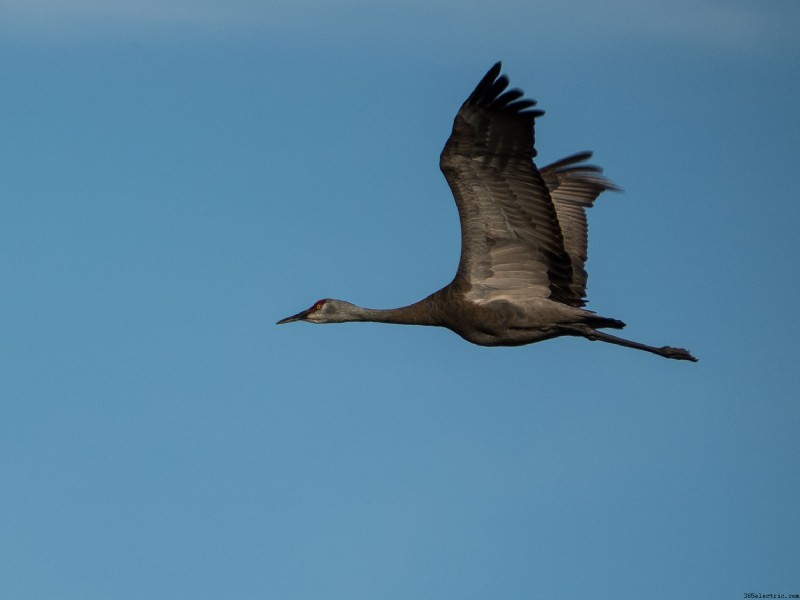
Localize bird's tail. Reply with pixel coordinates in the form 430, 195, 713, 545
586, 315, 626, 330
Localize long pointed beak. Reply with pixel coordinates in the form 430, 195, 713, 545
276, 309, 310, 325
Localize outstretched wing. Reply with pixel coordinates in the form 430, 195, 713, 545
541, 152, 621, 306
439, 62, 574, 306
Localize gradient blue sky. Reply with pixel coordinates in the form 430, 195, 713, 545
2, 1, 799, 599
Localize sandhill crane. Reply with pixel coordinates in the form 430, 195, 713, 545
278, 62, 697, 362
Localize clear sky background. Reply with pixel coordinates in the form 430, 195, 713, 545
2, 1, 799, 599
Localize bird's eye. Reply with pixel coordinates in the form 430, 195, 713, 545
314, 300, 326, 311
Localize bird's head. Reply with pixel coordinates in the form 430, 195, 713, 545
276, 299, 358, 325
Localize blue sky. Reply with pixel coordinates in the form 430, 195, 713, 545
2, 1, 799, 598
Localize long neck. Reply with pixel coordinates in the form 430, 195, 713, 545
349, 298, 441, 326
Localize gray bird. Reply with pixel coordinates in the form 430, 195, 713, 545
278, 62, 697, 362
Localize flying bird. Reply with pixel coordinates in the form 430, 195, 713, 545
278, 62, 697, 362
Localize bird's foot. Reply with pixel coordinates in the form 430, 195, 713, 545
660, 346, 698, 362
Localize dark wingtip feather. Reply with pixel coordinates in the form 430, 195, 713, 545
505, 99, 542, 113
541, 151, 624, 193
464, 62, 543, 118
484, 75, 510, 102
467, 63, 502, 104
494, 89, 524, 107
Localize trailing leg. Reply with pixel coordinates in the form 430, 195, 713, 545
561, 325, 698, 362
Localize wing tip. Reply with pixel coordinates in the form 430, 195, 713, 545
465, 61, 544, 118
542, 151, 623, 193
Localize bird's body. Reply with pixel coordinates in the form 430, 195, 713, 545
278, 63, 697, 362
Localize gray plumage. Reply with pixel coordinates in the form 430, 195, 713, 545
278, 62, 697, 362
